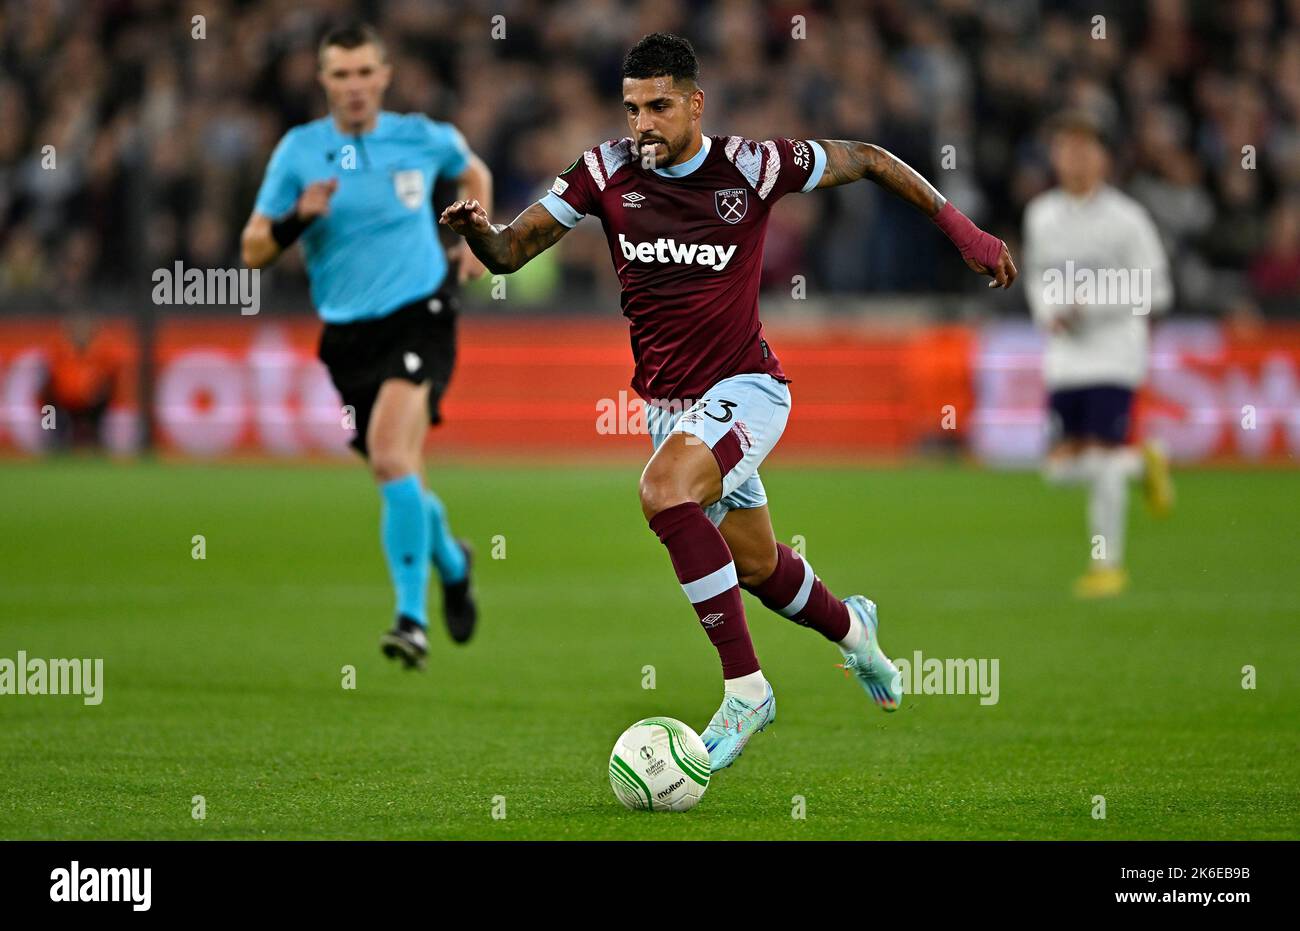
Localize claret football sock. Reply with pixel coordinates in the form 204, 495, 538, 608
380, 474, 431, 627
424, 488, 468, 583
745, 543, 852, 643
648, 502, 761, 679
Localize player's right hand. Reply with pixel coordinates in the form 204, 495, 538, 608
1050, 306, 1082, 334
296, 178, 339, 221
439, 199, 492, 237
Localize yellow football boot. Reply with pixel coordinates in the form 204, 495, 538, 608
1142, 441, 1175, 518
1073, 565, 1129, 599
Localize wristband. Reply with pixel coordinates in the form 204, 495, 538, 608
270, 211, 314, 249
933, 201, 1003, 270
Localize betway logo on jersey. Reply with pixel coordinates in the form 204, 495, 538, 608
618, 234, 738, 271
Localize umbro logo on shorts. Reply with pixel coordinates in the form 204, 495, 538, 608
403, 352, 422, 374
700, 613, 725, 628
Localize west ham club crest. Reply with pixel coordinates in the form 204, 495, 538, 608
715, 188, 748, 224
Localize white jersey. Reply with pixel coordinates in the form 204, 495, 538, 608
1022, 185, 1172, 389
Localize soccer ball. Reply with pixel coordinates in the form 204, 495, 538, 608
608, 717, 711, 812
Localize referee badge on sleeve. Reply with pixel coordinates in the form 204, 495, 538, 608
393, 169, 426, 209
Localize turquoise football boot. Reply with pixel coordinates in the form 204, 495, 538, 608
838, 595, 902, 712
701, 682, 775, 772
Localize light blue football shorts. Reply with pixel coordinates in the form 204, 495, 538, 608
645, 372, 792, 526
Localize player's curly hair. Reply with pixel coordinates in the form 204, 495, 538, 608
622, 33, 699, 86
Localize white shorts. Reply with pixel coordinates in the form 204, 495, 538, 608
645, 373, 792, 526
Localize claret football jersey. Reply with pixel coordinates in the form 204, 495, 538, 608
538, 134, 826, 405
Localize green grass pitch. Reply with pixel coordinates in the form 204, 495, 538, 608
1, 460, 1296, 839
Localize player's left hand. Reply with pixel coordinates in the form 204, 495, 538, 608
965, 241, 1018, 289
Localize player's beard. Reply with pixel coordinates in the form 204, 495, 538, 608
637, 133, 683, 169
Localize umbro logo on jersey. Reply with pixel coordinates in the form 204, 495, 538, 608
618, 234, 738, 271
622, 191, 646, 208
403, 352, 422, 374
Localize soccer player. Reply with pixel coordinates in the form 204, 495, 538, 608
440, 33, 1015, 770
241, 24, 492, 666
1023, 111, 1175, 599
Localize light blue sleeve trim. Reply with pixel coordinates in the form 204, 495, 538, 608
800, 140, 827, 193
538, 191, 583, 228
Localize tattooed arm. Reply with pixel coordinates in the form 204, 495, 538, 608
815, 140, 945, 213
439, 200, 569, 275
812, 140, 1017, 288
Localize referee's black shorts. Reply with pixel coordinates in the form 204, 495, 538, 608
317, 289, 459, 458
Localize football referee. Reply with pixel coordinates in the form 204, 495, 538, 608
241, 23, 492, 666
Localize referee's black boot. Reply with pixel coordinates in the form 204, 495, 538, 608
380, 615, 429, 670
441, 540, 478, 644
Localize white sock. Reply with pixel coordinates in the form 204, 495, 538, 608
1043, 450, 1103, 486
723, 669, 768, 704
1111, 446, 1143, 480
837, 612, 865, 653
1088, 451, 1132, 567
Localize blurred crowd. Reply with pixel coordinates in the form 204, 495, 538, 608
1, 0, 1298, 317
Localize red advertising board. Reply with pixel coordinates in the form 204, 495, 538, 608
0, 315, 1296, 464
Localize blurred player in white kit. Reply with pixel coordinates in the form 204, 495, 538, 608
1022, 111, 1176, 598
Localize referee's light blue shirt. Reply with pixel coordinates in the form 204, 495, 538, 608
253, 111, 470, 324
